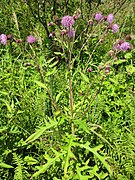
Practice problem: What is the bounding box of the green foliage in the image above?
[0,0,135,179]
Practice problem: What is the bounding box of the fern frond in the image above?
[13,153,29,180]
[13,153,23,180]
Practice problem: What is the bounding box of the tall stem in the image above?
[68,39,73,118]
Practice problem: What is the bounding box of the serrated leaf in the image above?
[64,136,74,178]
[114,59,127,65]
[24,156,38,165]
[25,120,57,143]
[75,142,112,175]
[33,152,64,177]
[74,164,92,180]
[126,65,135,74]
[124,53,132,59]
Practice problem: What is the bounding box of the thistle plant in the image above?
[0,3,134,179]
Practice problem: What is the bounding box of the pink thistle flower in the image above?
[119,42,131,51]
[61,15,75,28]
[95,13,103,21]
[67,29,75,38]
[118,40,125,45]
[107,14,114,24]
[113,40,131,52]
[26,35,36,44]
[111,24,119,33]
[0,34,7,45]
[113,43,121,51]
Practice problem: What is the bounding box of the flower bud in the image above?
[105,65,110,74]
[48,22,55,26]
[125,34,132,41]
[16,39,22,43]
[108,50,115,57]
[7,34,13,40]
[87,68,93,72]
[89,19,93,25]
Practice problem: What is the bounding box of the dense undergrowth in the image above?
[0,0,135,179]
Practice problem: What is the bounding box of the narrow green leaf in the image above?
[80,72,90,83]
[35,81,46,89]
[46,57,55,64]
[49,61,58,68]
[0,126,8,133]
[54,52,63,56]
[0,99,12,113]
[56,92,63,103]
[46,67,57,76]
[0,162,13,169]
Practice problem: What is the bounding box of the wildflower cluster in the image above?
[0,34,36,45]
[0,12,133,57]
[113,39,132,52]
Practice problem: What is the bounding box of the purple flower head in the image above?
[107,14,114,24]
[113,40,131,52]
[111,24,119,33]
[95,13,103,21]
[118,39,125,45]
[113,43,121,51]
[67,29,75,38]
[119,42,131,51]
[26,35,36,44]
[0,34,7,45]
[61,15,75,28]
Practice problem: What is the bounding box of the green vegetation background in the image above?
[0,0,135,179]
